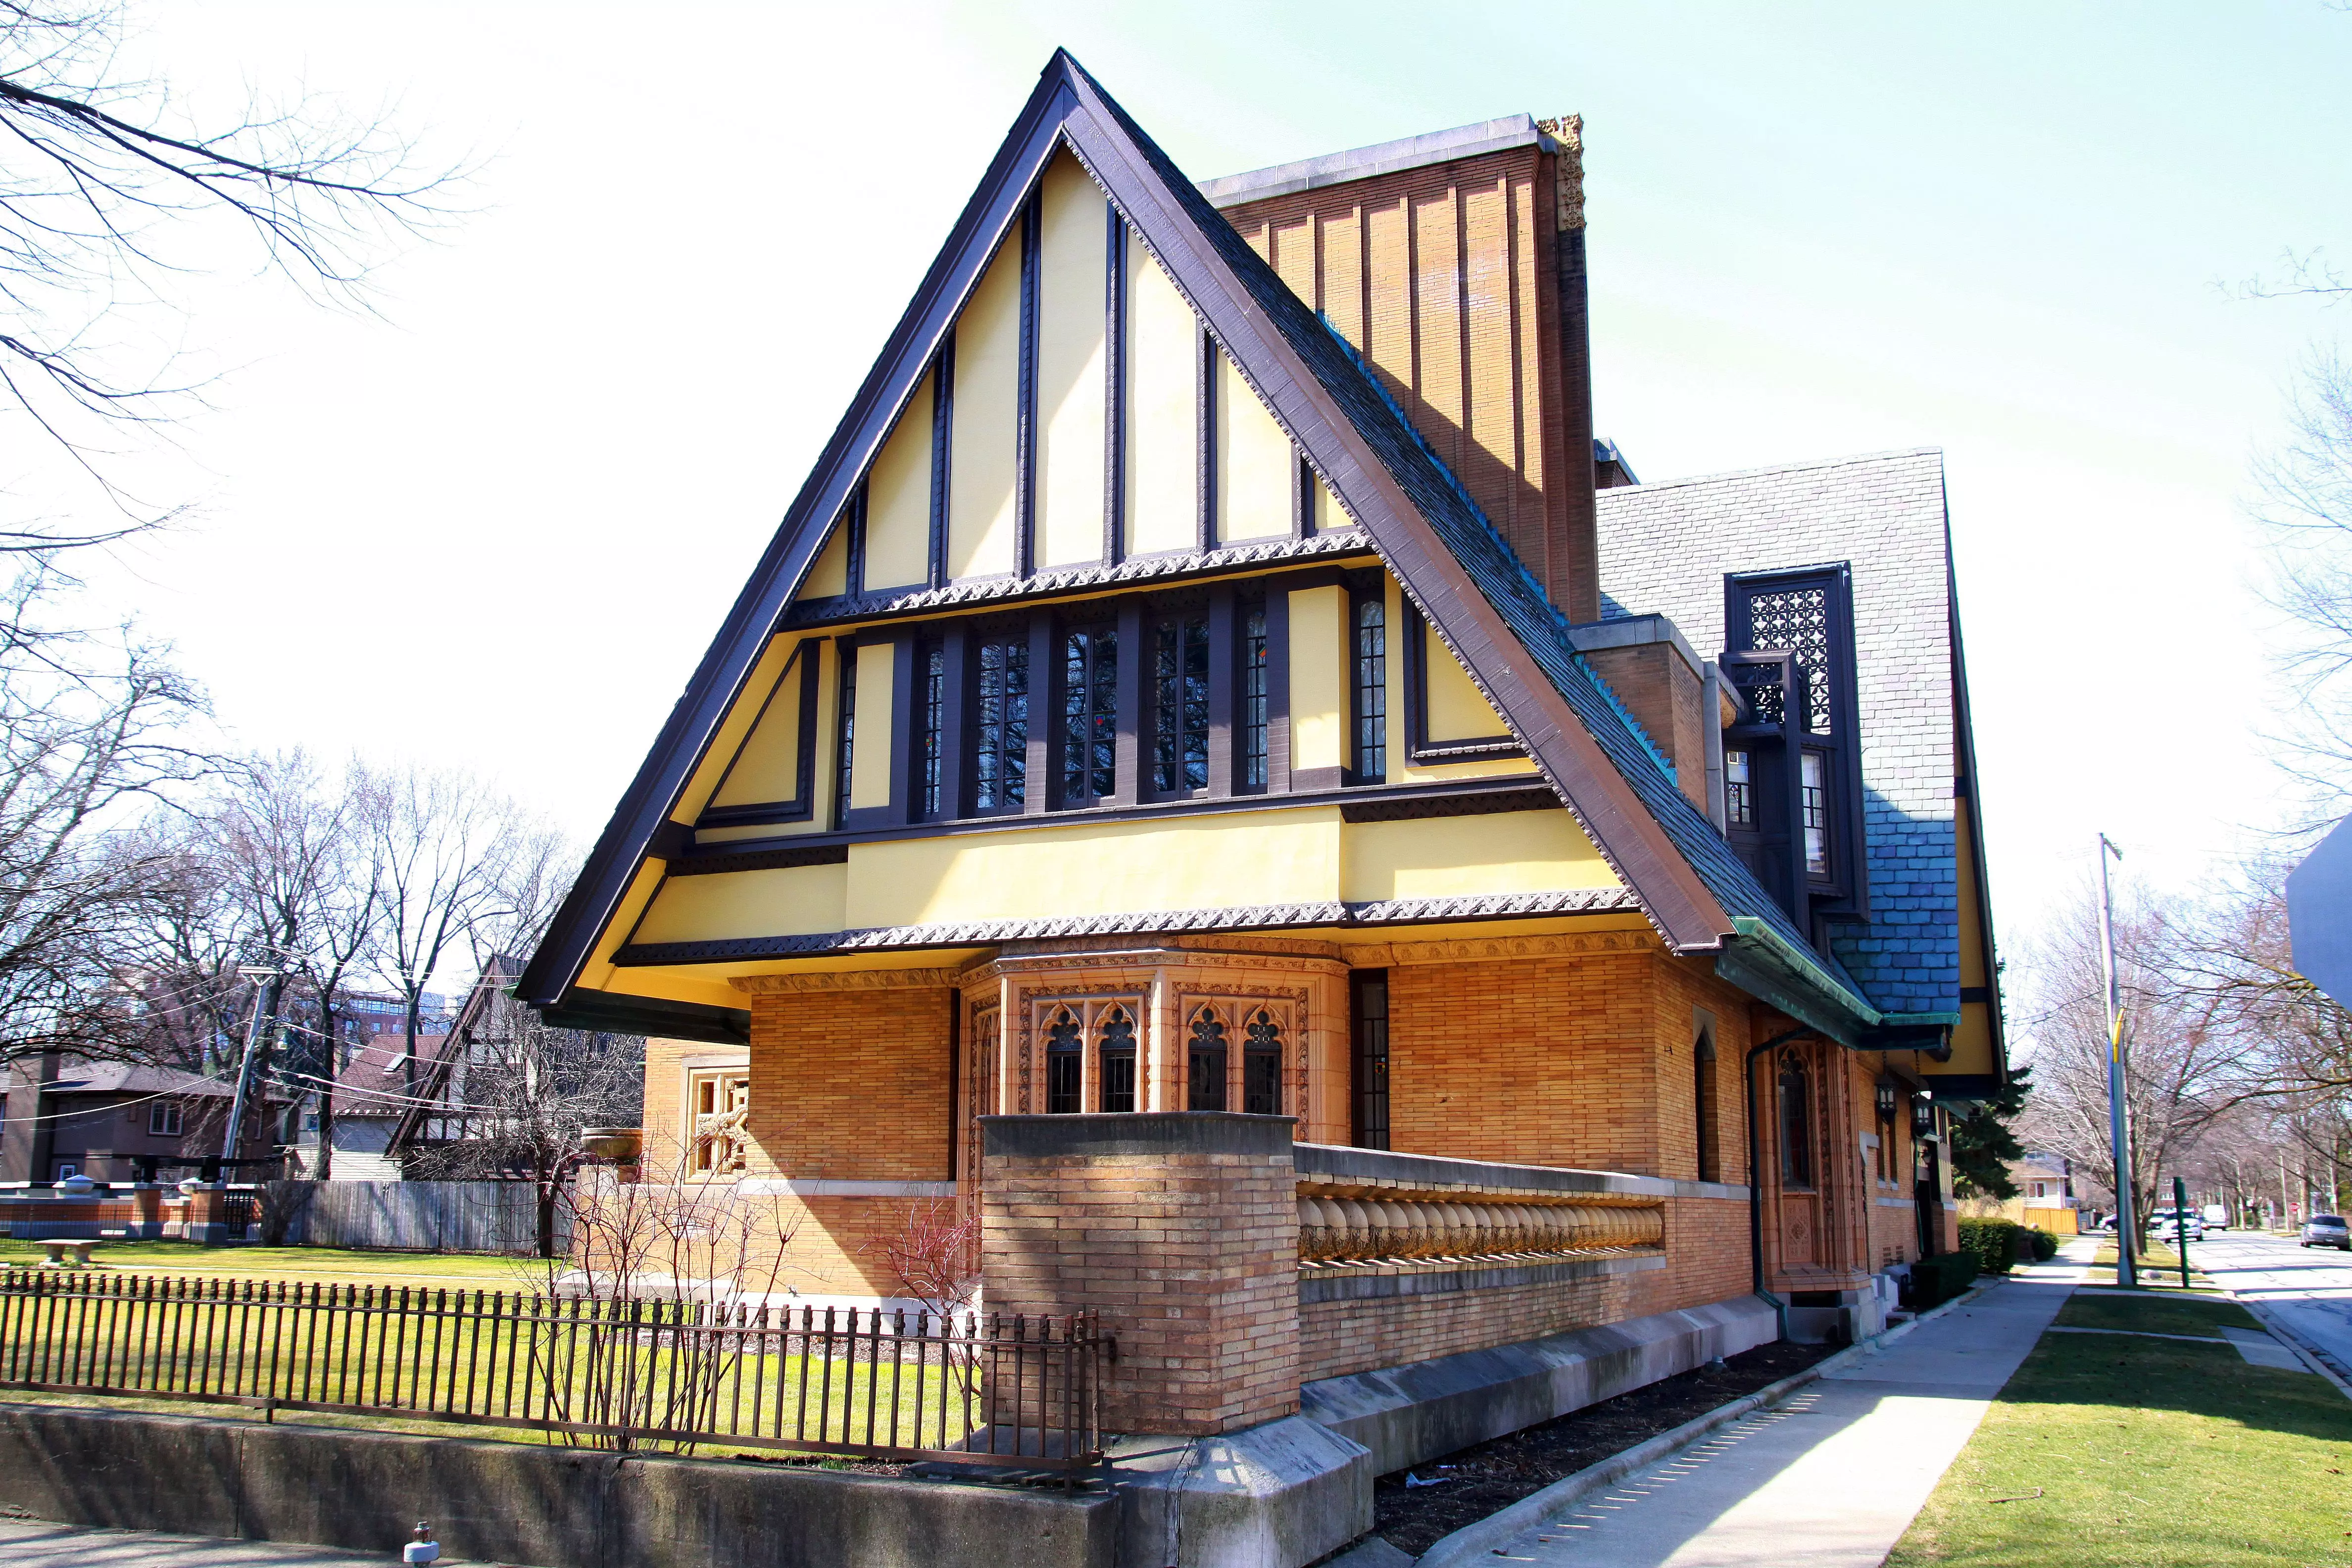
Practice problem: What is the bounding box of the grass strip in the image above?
[1887,1291,2352,1567]
[0,1240,541,1286]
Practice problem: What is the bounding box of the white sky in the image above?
[37,0,2352,969]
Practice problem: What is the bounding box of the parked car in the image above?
[2201,1204,2231,1231]
[2149,1209,2205,1242]
[2302,1215,2352,1251]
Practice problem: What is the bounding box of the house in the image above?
[290,1029,463,1181]
[518,53,2003,1528]
[1963,1152,2081,1234]
[0,1056,285,1183]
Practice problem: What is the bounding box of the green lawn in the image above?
[0,1239,543,1288]
[1887,1292,2352,1567]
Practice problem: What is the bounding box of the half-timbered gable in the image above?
[523,55,2003,1507]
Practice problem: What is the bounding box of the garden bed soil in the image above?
[1370,1339,1837,1557]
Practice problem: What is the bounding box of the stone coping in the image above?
[982,1111,1296,1160]
[1299,1251,1665,1304]
[1293,1142,1745,1203]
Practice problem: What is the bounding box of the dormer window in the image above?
[1725,748,1755,829]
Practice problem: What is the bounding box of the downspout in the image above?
[1745,1027,1814,1339]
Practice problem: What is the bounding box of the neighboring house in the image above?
[0,1056,285,1183]
[518,52,2004,1468]
[292,1030,463,1181]
[1963,1153,2082,1234]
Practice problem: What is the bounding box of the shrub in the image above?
[2026,1227,2060,1262]
[1901,1249,1981,1311]
[1958,1217,2020,1276]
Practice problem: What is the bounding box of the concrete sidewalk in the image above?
[1473,1273,2073,1568]
[0,1519,413,1567]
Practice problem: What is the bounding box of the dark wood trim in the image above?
[1292,450,1311,539]
[668,843,849,877]
[693,772,1547,849]
[781,536,1379,631]
[1112,597,1143,807]
[1103,200,1127,569]
[1958,986,1992,1006]
[696,638,822,828]
[1195,326,1216,554]
[1015,194,1041,581]
[1023,610,1055,818]
[1340,786,1556,824]
[945,992,962,1180]
[832,637,858,832]
[1400,599,1526,765]
[928,346,955,591]
[846,486,869,598]
[936,623,972,822]
[1206,584,1235,799]
[1266,586,1292,795]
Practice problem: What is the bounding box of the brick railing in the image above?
[1293,1142,1667,1269]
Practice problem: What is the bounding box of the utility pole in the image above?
[221,964,288,1166]
[2098,834,2136,1288]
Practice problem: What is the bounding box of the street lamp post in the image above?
[2098,834,2135,1289]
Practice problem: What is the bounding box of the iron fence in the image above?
[0,1272,1107,1470]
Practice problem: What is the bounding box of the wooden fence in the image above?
[270,1181,566,1255]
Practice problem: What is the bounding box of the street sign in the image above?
[2288,817,2352,1008]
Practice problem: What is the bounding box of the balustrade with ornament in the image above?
[1296,1187,1664,1267]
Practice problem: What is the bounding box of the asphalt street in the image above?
[2187,1228,2352,1372]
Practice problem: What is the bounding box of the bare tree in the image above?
[2014,880,2235,1228]
[407,981,642,1257]
[358,762,525,1104]
[0,564,207,1066]
[0,0,461,539]
[2252,351,2352,819]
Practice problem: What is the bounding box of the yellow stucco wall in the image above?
[1339,810,1616,902]
[847,641,896,811]
[1124,231,1196,558]
[1035,152,1108,571]
[802,524,849,599]
[1216,351,1292,543]
[1290,584,1347,771]
[632,862,851,944]
[844,809,1346,928]
[709,638,812,810]
[1423,617,1507,742]
[863,373,934,592]
[948,240,1020,580]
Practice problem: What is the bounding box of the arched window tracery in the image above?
[1243,1008,1284,1115]
[1045,1008,1082,1115]
[1187,1007,1229,1112]
[1098,1007,1138,1114]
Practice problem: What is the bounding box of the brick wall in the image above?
[746,988,954,1180]
[1581,641,1708,812]
[980,1114,1299,1436]
[1299,1261,1634,1382]
[1624,1196,1751,1319]
[1388,952,1661,1174]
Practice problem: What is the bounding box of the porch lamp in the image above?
[1874,1075,1900,1124]
[1911,1094,1937,1140]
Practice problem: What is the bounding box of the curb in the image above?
[2231,1298,2352,1403]
[1409,1281,2001,1568]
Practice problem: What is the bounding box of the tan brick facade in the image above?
[981,1117,1300,1436]
[1300,1264,1632,1383]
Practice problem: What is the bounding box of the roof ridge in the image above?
[1600,447,1944,496]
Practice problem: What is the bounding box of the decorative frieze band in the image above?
[733,967,966,994]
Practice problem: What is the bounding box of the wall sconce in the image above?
[1911,1094,1937,1139]
[1874,1076,1900,1124]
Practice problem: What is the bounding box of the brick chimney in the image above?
[1208,113,1602,622]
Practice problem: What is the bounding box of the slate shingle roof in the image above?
[1595,449,1963,1017]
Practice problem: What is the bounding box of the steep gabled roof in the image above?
[520,51,1866,1029]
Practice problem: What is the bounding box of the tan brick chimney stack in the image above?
[1209,112,1604,623]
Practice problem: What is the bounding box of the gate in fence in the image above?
[0,1273,1108,1471]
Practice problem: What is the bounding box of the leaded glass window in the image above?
[1351,970,1389,1149]
[1801,750,1830,877]
[1045,1008,1082,1115]
[918,642,945,819]
[1098,1007,1137,1114]
[1777,1052,1813,1189]
[1242,1008,1283,1115]
[1061,624,1118,806]
[833,643,857,828]
[973,635,1029,813]
[1187,1008,1228,1112]
[1154,615,1210,794]
[1354,595,1386,783]
[1241,605,1269,790]
[1725,748,1754,829]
